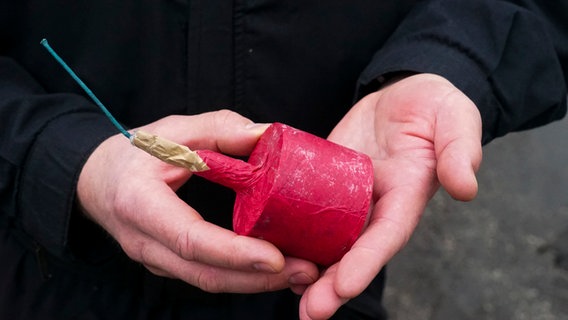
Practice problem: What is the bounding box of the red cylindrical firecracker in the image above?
[196,123,373,266]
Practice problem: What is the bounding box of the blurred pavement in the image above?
[383,115,568,319]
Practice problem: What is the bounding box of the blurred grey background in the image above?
[383,114,568,319]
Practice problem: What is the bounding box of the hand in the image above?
[299,74,483,319]
[77,110,319,294]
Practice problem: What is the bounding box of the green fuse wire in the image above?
[40,38,209,172]
[40,39,131,139]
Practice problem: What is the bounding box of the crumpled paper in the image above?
[131,130,209,172]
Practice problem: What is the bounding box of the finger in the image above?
[300,266,349,320]
[334,186,429,299]
[145,265,174,278]
[300,188,428,319]
[144,110,270,156]
[116,180,286,272]
[435,91,483,201]
[290,284,309,296]
[140,239,319,294]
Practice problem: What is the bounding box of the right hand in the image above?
[77,110,319,294]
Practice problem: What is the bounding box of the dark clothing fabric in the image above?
[0,0,566,319]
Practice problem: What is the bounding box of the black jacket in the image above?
[0,1,566,319]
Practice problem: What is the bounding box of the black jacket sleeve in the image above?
[0,57,117,259]
[358,0,568,144]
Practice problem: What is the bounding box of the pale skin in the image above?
[300,73,482,319]
[77,73,482,318]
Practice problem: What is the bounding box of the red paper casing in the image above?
[197,123,373,266]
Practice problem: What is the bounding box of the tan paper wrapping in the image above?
[131,130,209,172]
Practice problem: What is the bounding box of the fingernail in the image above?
[289,272,315,285]
[253,262,277,273]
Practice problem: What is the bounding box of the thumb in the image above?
[143,109,270,156]
[437,138,481,201]
[435,92,483,201]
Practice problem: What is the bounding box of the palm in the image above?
[300,74,482,319]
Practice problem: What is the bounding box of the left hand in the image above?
[299,73,483,319]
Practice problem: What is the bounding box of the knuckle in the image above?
[215,109,238,122]
[137,241,153,265]
[174,230,197,261]
[260,274,281,292]
[119,238,145,262]
[145,265,170,278]
[250,273,285,293]
[195,268,223,293]
[214,109,241,131]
